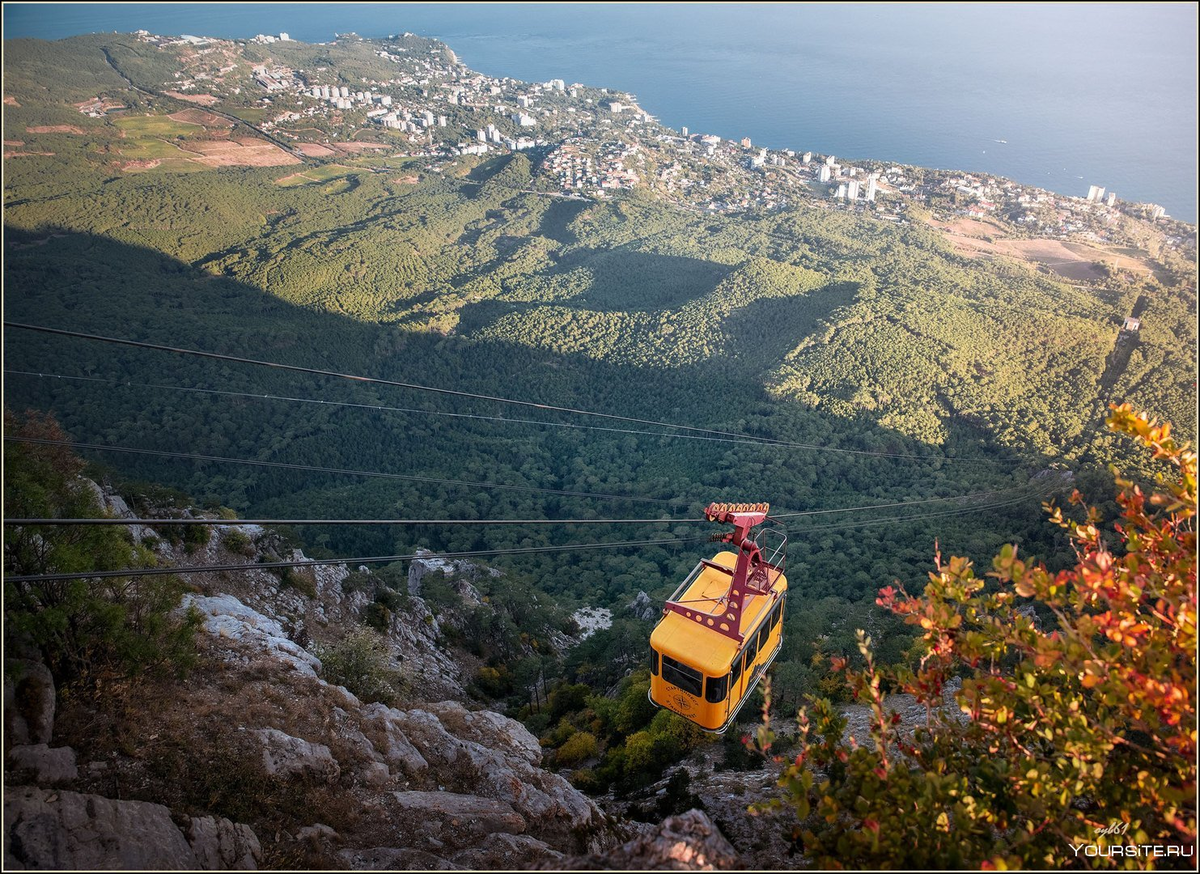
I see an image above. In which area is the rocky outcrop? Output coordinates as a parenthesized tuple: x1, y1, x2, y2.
(628, 590, 658, 621)
(3, 659, 55, 749)
(389, 791, 526, 846)
(255, 728, 340, 783)
(407, 549, 493, 603)
(6, 744, 78, 785)
(3, 787, 260, 870)
(181, 594, 322, 677)
(551, 809, 740, 870)
(359, 701, 603, 849)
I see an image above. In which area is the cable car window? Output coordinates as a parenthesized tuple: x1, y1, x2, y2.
(650, 648, 659, 676)
(744, 634, 758, 666)
(757, 622, 770, 651)
(731, 652, 743, 687)
(661, 654, 703, 697)
(770, 604, 781, 629)
(705, 672, 729, 703)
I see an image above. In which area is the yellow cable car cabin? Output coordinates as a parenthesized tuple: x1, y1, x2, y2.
(649, 502, 787, 733)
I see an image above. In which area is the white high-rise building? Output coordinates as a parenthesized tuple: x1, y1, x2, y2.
(836, 183, 848, 199)
(1086, 184, 1104, 201)
(818, 164, 832, 183)
(866, 173, 879, 202)
(1106, 192, 1117, 207)
(802, 151, 813, 164)
(279, 32, 290, 41)
(847, 180, 861, 200)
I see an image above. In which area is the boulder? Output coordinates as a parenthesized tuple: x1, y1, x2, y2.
(452, 832, 564, 869)
(389, 791, 525, 848)
(395, 707, 601, 845)
(255, 728, 340, 783)
(295, 823, 339, 844)
(3, 786, 260, 870)
(551, 809, 740, 870)
(361, 704, 429, 777)
(3, 659, 55, 747)
(185, 816, 262, 869)
(424, 701, 542, 765)
(5, 744, 78, 785)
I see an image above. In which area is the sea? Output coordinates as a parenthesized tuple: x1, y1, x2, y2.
(4, 3, 1197, 223)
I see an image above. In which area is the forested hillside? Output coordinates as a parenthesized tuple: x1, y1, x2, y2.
(4, 31, 1196, 717)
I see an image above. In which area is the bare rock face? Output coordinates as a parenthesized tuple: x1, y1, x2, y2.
(181, 594, 322, 678)
(254, 728, 340, 783)
(361, 703, 429, 777)
(628, 590, 658, 621)
(3, 787, 261, 870)
(390, 791, 526, 848)
(407, 550, 492, 604)
(400, 706, 601, 843)
(552, 809, 741, 870)
(424, 701, 543, 765)
(185, 816, 263, 869)
(452, 832, 564, 869)
(5, 744, 78, 785)
(3, 659, 55, 749)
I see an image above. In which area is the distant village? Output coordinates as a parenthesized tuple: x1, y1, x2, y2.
(122, 29, 1192, 260)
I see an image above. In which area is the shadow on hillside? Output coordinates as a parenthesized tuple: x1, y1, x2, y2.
(4, 228, 1049, 560)
(547, 248, 736, 313)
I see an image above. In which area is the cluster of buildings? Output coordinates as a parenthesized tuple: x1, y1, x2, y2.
(122, 30, 1186, 251)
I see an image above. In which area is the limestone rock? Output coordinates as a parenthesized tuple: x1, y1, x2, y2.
(181, 594, 321, 677)
(628, 590, 658, 621)
(337, 846, 463, 870)
(255, 728, 340, 783)
(453, 832, 564, 869)
(424, 701, 542, 765)
(395, 707, 601, 845)
(552, 809, 740, 870)
(5, 744, 78, 785)
(186, 816, 262, 869)
(389, 791, 525, 848)
(3, 786, 260, 870)
(295, 823, 339, 843)
(3, 659, 55, 747)
(406, 550, 491, 604)
(361, 704, 429, 776)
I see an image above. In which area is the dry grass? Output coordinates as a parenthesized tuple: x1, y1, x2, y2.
(164, 90, 220, 106)
(26, 124, 85, 134)
(176, 138, 301, 167)
(295, 142, 336, 157)
(929, 217, 1155, 281)
(168, 109, 233, 129)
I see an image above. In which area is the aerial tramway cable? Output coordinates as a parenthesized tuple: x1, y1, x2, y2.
(6, 369, 875, 452)
(3, 536, 710, 584)
(4, 485, 1057, 584)
(5, 322, 982, 463)
(3, 432, 1032, 517)
(2, 434, 680, 505)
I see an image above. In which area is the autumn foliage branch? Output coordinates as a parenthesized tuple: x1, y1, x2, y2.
(750, 405, 1196, 869)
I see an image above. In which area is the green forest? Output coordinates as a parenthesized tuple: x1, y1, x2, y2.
(4, 32, 1197, 758)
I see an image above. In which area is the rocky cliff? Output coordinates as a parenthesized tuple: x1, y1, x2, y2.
(4, 483, 743, 870)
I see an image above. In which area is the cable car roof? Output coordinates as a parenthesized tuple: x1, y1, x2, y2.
(650, 550, 787, 675)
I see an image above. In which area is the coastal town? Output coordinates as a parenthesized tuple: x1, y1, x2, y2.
(74, 29, 1196, 267)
